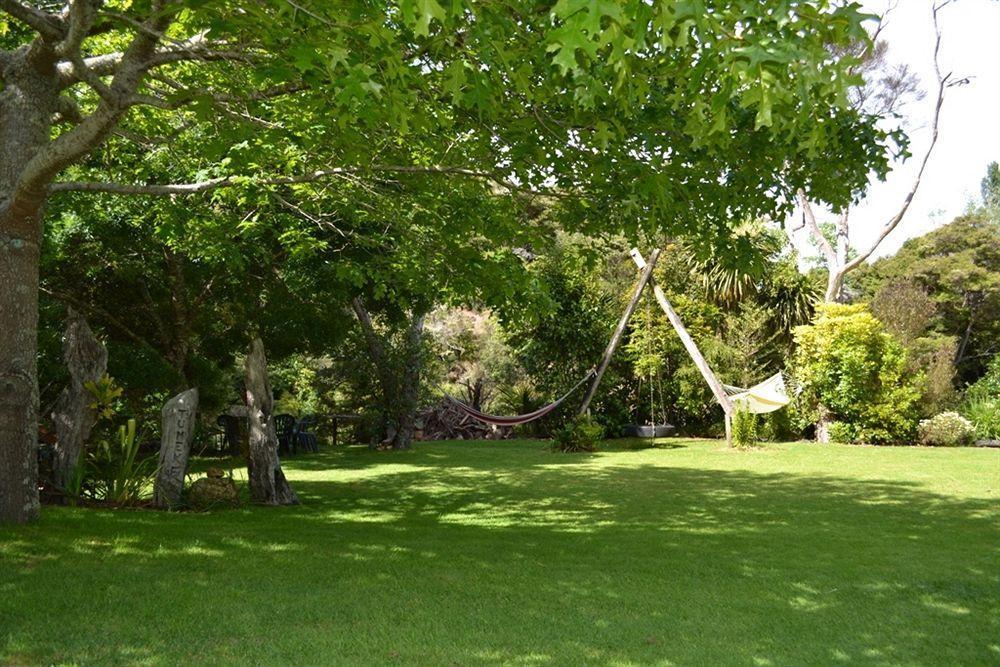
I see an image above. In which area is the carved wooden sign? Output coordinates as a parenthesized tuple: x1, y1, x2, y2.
(153, 388, 198, 509)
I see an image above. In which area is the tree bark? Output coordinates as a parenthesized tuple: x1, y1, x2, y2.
(244, 337, 298, 505)
(50, 309, 108, 492)
(0, 200, 43, 523)
(392, 312, 426, 450)
(0, 45, 59, 523)
(816, 407, 834, 444)
(351, 298, 428, 450)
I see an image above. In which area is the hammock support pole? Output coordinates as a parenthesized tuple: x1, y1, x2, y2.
(630, 249, 735, 446)
(578, 248, 662, 416)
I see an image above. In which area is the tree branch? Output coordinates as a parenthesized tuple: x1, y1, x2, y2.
(0, 0, 64, 41)
(795, 189, 836, 266)
(57, 35, 253, 86)
(52, 95, 84, 125)
(49, 165, 525, 196)
(57, 0, 98, 57)
(39, 286, 172, 367)
(15, 1, 175, 199)
(843, 1, 958, 273)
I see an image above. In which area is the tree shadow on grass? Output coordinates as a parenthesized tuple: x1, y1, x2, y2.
(1, 442, 997, 665)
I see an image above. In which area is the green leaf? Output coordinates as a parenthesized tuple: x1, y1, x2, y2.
(414, 0, 446, 37)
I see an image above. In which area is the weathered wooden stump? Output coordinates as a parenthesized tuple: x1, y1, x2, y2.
(153, 388, 198, 509)
(245, 337, 298, 505)
(51, 309, 107, 492)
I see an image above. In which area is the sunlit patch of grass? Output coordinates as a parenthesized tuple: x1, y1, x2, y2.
(1, 439, 996, 665)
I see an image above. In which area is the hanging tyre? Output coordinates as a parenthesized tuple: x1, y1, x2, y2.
(622, 424, 675, 438)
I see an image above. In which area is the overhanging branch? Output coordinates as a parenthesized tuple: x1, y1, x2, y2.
(0, 0, 64, 41)
(49, 165, 538, 197)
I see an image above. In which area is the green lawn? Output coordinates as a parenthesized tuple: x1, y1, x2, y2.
(2, 439, 998, 665)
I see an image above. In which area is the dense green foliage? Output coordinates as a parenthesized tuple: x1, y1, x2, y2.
(3, 440, 996, 663)
(963, 356, 1000, 439)
(551, 415, 604, 452)
(731, 408, 759, 449)
(792, 304, 921, 444)
(857, 213, 1000, 386)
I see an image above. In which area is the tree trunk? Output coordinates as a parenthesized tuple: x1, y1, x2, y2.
(0, 45, 63, 523)
(816, 406, 833, 444)
(954, 296, 977, 367)
(392, 312, 426, 450)
(244, 337, 298, 505)
(0, 202, 43, 523)
(51, 309, 108, 493)
(351, 299, 427, 450)
(825, 268, 847, 303)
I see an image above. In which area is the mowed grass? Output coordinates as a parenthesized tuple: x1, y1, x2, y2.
(1, 439, 998, 666)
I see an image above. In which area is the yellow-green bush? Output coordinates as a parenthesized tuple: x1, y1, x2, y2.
(792, 304, 922, 444)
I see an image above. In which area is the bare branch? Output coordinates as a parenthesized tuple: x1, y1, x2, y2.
(143, 72, 308, 104)
(843, 1, 958, 273)
(57, 0, 99, 57)
(0, 0, 64, 41)
(274, 192, 350, 238)
(795, 189, 836, 265)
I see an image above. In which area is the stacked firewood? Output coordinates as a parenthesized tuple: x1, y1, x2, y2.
(417, 401, 513, 441)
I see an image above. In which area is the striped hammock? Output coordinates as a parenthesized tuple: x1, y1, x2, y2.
(446, 370, 594, 427)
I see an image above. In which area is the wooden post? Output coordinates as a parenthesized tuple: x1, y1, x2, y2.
(630, 249, 734, 445)
(578, 249, 661, 416)
(153, 388, 198, 509)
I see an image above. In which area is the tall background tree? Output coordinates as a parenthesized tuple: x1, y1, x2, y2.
(785, 1, 964, 302)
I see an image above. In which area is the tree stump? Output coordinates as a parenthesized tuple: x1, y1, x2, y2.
(245, 338, 298, 505)
(153, 388, 198, 509)
(51, 309, 108, 492)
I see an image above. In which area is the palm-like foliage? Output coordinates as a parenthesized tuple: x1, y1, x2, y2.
(677, 220, 784, 304)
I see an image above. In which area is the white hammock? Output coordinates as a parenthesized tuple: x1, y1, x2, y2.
(723, 373, 791, 414)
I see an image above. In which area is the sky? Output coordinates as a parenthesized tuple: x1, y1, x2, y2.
(788, 0, 1000, 260)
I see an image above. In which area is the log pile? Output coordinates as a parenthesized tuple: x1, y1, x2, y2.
(418, 401, 513, 441)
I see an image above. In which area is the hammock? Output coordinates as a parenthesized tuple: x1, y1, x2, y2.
(446, 370, 595, 427)
(723, 373, 791, 414)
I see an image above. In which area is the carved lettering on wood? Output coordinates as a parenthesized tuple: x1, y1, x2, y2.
(153, 388, 198, 509)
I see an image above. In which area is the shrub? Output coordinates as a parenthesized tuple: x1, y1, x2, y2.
(827, 421, 853, 444)
(89, 419, 157, 504)
(551, 416, 603, 452)
(731, 408, 758, 449)
(917, 412, 977, 447)
(759, 407, 798, 442)
(963, 356, 1000, 439)
(963, 397, 999, 440)
(792, 304, 922, 444)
